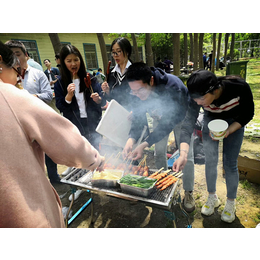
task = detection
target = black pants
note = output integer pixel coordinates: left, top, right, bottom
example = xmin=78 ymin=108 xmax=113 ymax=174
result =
xmin=45 ymin=154 xmax=60 ymax=183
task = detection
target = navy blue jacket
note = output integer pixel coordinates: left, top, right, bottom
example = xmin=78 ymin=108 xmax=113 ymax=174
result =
xmin=104 ymin=67 xmax=140 ymax=112
xmin=54 ymin=74 xmax=105 ymax=136
xmin=44 ymin=67 xmax=60 ymax=81
xmin=129 ymin=67 xmax=190 ymax=146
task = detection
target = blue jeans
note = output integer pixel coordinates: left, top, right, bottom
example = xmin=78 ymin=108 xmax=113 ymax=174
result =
xmin=202 ymin=117 xmax=244 ymax=199
xmin=153 ymin=120 xmax=195 ymax=192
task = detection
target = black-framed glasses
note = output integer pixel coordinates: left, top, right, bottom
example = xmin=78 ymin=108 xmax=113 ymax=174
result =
xmin=13 ymin=66 xmax=26 ymax=79
xmin=111 ymin=50 xmax=122 ymax=56
xmin=12 ymin=66 xmax=22 ymax=77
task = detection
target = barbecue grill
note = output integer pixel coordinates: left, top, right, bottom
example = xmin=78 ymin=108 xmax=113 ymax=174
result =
xmin=61 ymin=167 xmax=184 ymax=226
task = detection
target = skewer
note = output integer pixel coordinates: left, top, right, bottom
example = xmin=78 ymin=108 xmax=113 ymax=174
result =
xmin=138 ymin=154 xmax=147 ymax=166
xmin=84 ymin=73 xmax=94 ymax=94
xmin=176 ymin=172 xmax=183 ymax=178
xmin=104 ymin=153 xmax=114 ymax=164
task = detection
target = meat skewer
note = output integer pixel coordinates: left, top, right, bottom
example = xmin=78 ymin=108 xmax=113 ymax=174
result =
xmin=84 ymin=73 xmax=93 ymax=93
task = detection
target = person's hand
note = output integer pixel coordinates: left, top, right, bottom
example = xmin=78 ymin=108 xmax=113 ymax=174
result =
xmin=96 ymin=156 xmax=105 ymax=172
xmin=130 ymin=142 xmax=149 ymax=161
xmin=172 ymin=155 xmax=187 ymax=172
xmin=122 ymin=138 xmax=136 ymax=159
xmin=224 ymin=129 xmax=230 ymax=138
xmin=67 ymin=83 xmax=75 ymax=97
xmin=91 ymin=93 xmax=101 ymax=104
xmin=101 ymin=81 xmax=110 ymax=94
xmin=65 ymin=83 xmax=75 ymax=102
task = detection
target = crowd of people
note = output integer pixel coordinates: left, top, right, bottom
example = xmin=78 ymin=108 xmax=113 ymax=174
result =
xmin=0 ymin=36 xmax=254 ymax=227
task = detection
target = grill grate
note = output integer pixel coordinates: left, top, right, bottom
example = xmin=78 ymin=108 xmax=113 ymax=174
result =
xmin=61 ymin=168 xmax=180 ymax=208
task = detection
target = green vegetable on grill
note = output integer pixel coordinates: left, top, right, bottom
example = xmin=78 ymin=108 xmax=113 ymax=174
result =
xmin=119 ymin=174 xmax=156 ymax=189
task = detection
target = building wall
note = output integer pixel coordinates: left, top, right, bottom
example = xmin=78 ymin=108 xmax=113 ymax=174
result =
xmin=0 ymin=33 xmax=145 ymax=72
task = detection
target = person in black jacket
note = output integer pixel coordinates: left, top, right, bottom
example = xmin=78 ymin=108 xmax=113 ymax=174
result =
xmin=101 ymin=37 xmax=139 ymax=112
xmin=43 ymin=59 xmax=60 ymax=88
xmin=54 ymin=45 xmax=105 ymax=200
xmin=122 ymin=62 xmax=196 ymax=212
xmin=173 ymin=69 xmax=254 ymax=223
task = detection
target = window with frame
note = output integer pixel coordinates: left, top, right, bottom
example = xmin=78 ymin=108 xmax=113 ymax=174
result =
xmin=106 ymin=45 xmax=115 ymax=67
xmin=83 ymin=44 xmax=98 ymax=70
xmin=15 ymin=40 xmax=41 ymax=65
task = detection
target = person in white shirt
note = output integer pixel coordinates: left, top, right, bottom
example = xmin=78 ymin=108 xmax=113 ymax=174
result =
xmin=5 ymin=40 xmax=53 ymax=103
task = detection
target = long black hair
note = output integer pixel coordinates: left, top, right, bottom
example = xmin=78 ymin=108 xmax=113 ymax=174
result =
xmin=111 ymin=37 xmax=132 ymax=62
xmin=59 ymin=44 xmax=88 ymax=94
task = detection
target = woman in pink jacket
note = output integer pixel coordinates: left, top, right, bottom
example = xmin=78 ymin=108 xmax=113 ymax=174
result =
xmin=0 ymin=41 xmax=104 ymax=228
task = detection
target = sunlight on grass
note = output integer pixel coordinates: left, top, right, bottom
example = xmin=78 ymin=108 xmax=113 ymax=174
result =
xmin=215 ymin=59 xmax=260 ymax=134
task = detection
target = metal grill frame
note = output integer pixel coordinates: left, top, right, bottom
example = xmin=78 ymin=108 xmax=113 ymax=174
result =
xmin=61 ymin=168 xmax=181 ymax=210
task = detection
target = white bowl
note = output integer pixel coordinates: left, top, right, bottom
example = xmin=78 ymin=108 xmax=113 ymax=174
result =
xmin=208 ymin=119 xmax=228 ymax=140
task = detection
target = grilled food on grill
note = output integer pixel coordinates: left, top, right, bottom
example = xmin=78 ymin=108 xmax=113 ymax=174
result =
xmin=92 ymin=170 xmax=122 ymax=180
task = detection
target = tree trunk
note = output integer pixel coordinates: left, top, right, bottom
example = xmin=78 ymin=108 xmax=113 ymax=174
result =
xmin=193 ymin=33 xmax=199 ymax=70
xmin=145 ymin=33 xmax=154 ymax=66
xmin=97 ymin=33 xmax=109 ymax=73
xmin=131 ymin=33 xmax=139 ymax=62
xmin=172 ymin=33 xmax=180 ymax=76
xmin=211 ymin=33 xmax=216 ymax=72
xmin=189 ymin=33 xmax=193 ymax=62
xmin=184 ymin=33 xmax=188 ymax=67
xmin=216 ymin=33 xmax=222 ymax=71
xmin=230 ymin=33 xmax=235 ymax=61
xmin=48 ymin=33 xmax=62 ymax=54
xmin=199 ymin=33 xmax=204 ymax=69
xmin=224 ymin=33 xmax=230 ymax=64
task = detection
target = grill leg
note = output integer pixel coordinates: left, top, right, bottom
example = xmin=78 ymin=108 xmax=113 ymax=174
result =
xmin=90 ymin=193 xmax=94 ymax=224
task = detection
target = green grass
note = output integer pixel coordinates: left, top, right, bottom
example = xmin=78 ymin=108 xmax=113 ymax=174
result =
xmin=215 ymin=58 xmax=260 ymax=125
xmin=239 ymin=179 xmax=252 ymax=190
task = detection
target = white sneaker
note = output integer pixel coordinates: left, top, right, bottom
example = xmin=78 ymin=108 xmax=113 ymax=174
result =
xmin=69 ymin=190 xmax=83 ymax=201
xmin=201 ymin=195 xmax=220 ymax=216
xmin=183 ymin=191 xmax=195 ymax=213
xmin=221 ymin=200 xmax=236 ymax=223
xmin=62 ymin=167 xmax=73 ymax=176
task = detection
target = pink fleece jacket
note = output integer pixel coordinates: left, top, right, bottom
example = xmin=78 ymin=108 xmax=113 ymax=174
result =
xmin=0 ymin=82 xmax=101 ymax=228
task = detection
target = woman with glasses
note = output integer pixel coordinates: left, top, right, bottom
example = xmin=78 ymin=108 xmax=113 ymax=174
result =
xmin=0 ymin=41 xmax=104 ymax=227
xmin=101 ymin=37 xmax=138 ymax=111
xmin=173 ymin=69 xmax=254 ymax=223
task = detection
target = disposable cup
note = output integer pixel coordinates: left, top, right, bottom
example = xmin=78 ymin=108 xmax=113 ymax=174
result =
xmin=208 ymin=119 xmax=228 ymax=140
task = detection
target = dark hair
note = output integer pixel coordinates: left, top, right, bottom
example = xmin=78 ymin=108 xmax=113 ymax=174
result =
xmin=111 ymin=37 xmax=132 ymax=61
xmin=5 ymin=40 xmax=27 ymax=55
xmin=187 ymin=69 xmax=242 ymax=98
xmin=0 ymin=41 xmax=19 ymax=68
xmin=98 ymin=68 xmax=102 ymax=72
xmin=59 ymin=44 xmax=87 ymax=94
xmin=55 ymin=54 xmax=60 ymax=59
xmin=187 ymin=69 xmax=219 ymax=97
xmin=126 ymin=62 xmax=152 ymax=85
xmin=44 ymin=59 xmax=51 ymax=63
